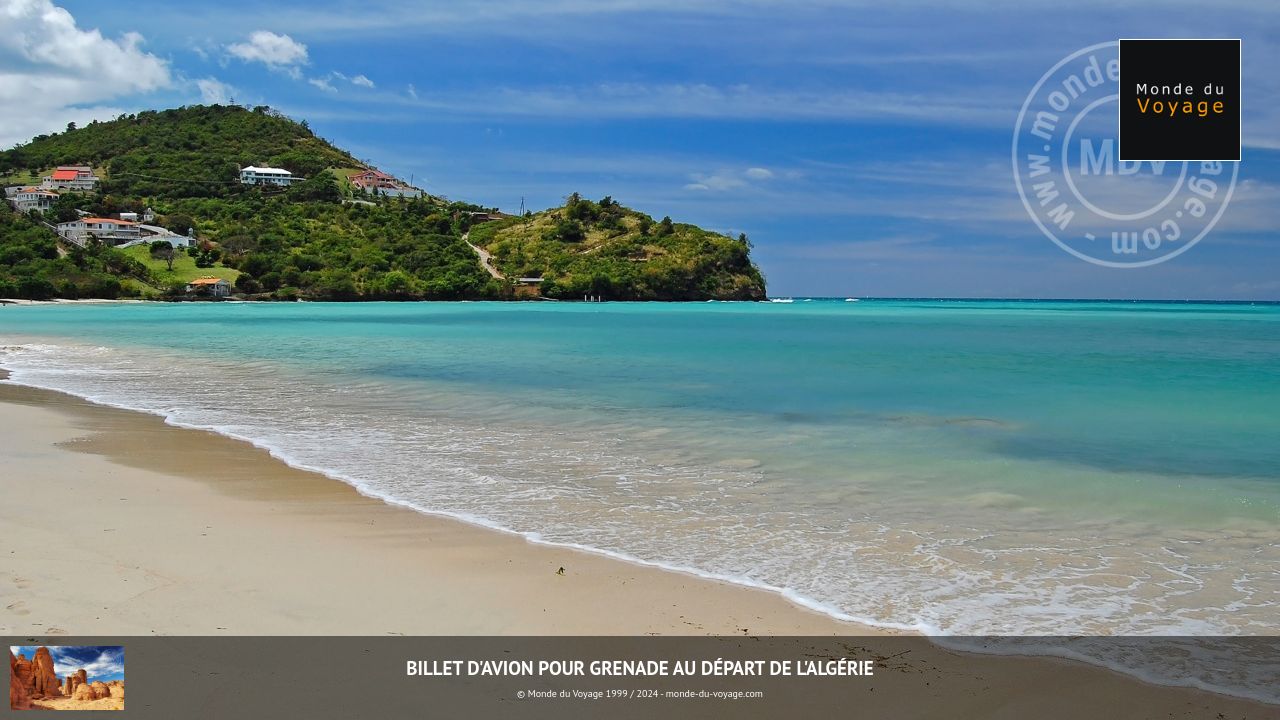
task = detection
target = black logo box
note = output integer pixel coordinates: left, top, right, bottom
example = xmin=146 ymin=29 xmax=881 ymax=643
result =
xmin=1119 ymin=39 xmax=1241 ymax=162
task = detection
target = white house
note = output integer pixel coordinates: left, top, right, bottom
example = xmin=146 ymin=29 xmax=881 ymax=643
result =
xmin=8 ymin=187 xmax=58 ymax=214
xmin=115 ymin=225 xmax=193 ymax=249
xmin=239 ymin=166 xmax=301 ymax=186
xmin=185 ymin=277 xmax=232 ymax=297
xmin=56 ymin=217 xmax=142 ymax=245
xmin=41 ymin=165 xmax=98 ymax=191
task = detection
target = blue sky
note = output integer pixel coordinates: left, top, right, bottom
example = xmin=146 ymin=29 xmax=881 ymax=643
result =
xmin=3 ymin=0 xmax=1278 ymax=298
xmin=11 ymin=646 xmax=125 ymax=683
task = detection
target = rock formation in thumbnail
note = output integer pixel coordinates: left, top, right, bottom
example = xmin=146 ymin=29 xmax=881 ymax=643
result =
xmin=30 ymin=646 xmax=63 ymax=698
xmin=11 ymin=652 xmax=33 ymax=693
xmin=68 ymin=667 xmax=87 ymax=695
xmin=9 ymin=651 xmax=31 ymax=710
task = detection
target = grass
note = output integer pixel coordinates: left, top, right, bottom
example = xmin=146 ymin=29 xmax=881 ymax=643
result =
xmin=327 ymin=167 xmax=366 ymax=197
xmin=0 ymin=170 xmax=42 ymax=187
xmin=121 ymin=245 xmax=241 ymax=287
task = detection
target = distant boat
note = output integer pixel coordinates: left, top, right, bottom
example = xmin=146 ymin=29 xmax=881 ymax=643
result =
xmin=769 ymin=298 xmax=794 ymax=304
xmin=845 ymin=298 xmax=860 ymax=302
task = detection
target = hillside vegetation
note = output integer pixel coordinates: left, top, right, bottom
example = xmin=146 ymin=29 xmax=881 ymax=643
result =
xmin=471 ymin=194 xmax=764 ymax=300
xmin=0 ymin=105 xmax=359 ymax=199
xmin=0 ymin=204 xmax=140 ymax=299
xmin=0 ymin=104 xmax=766 ymax=301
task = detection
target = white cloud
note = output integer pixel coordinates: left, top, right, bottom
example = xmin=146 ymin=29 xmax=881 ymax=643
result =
xmin=352 ymin=81 xmax=1012 ymax=126
xmin=685 ymin=166 xmax=776 ymax=192
xmin=306 ymin=71 xmax=376 ymax=93
xmin=226 ymin=30 xmax=308 ymax=69
xmin=308 ymin=76 xmax=337 ymax=93
xmin=49 ymin=648 xmax=124 ymax=683
xmin=196 ymin=77 xmax=235 ymax=104
xmin=407 ymin=83 xmax=418 ymax=99
xmin=0 ymin=0 xmax=171 ymax=146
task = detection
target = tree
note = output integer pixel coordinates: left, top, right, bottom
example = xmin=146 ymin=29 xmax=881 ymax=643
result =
xmin=657 ymin=216 xmax=674 ymax=236
xmin=545 ymin=219 xmax=585 ymax=243
xmin=49 ymin=194 xmax=80 ymax=223
xmin=17 ymin=277 xmax=57 ymax=300
xmin=149 ymin=240 xmax=176 ymax=271
xmin=286 ymin=173 xmax=341 ymax=203
xmin=163 ymin=214 xmax=196 ymax=236
xmin=234 ymin=273 xmax=260 ymax=294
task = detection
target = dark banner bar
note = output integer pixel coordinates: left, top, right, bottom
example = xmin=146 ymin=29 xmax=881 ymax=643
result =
xmin=7 ymin=636 xmax=1280 ymax=718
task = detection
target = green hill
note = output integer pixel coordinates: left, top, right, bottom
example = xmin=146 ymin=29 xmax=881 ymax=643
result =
xmin=0 ymin=104 xmax=766 ymax=301
xmin=0 ymin=104 xmax=360 ymax=199
xmin=470 ymin=194 xmax=765 ymax=300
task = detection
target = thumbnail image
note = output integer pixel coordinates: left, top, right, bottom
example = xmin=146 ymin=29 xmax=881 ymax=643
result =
xmin=9 ymin=646 xmax=124 ymax=711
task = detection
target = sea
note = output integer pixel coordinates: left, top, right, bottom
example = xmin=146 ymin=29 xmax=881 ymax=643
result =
xmin=2 ymin=299 xmax=1277 ymax=699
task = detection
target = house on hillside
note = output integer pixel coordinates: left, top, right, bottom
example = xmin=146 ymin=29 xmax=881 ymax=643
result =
xmin=239 ymin=166 xmax=302 ymax=186
xmin=349 ymin=168 xmax=424 ymax=198
xmin=350 ymin=169 xmax=395 ymax=190
xmin=514 ymin=277 xmax=544 ymax=299
xmin=41 ymin=165 xmax=98 ymax=191
xmin=463 ymin=210 xmax=511 ymax=223
xmin=115 ymin=222 xmax=194 ymax=249
xmin=7 ymin=187 xmax=59 ymax=213
xmin=185 ymin=277 xmax=232 ymax=297
xmin=56 ymin=217 xmax=142 ymax=245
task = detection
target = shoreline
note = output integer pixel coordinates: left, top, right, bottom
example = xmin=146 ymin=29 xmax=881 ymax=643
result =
xmin=2 ymin=371 xmax=1278 ymax=715
xmin=1 ymin=298 xmax=152 ymax=305
xmin=0 ymin=371 xmax=870 ymax=636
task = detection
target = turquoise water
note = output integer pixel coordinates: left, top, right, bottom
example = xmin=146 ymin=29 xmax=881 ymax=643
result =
xmin=1 ymin=300 xmax=1278 ymax=645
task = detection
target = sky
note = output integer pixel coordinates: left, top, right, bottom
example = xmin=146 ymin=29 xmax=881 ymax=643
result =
xmin=1 ymin=0 xmax=1278 ymax=299
xmin=11 ymin=646 xmax=125 ymax=683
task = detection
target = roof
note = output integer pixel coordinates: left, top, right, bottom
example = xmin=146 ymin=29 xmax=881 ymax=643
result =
xmin=80 ymin=217 xmax=137 ymax=225
xmin=50 ymin=169 xmax=79 ymax=181
xmin=241 ymin=166 xmax=292 ymax=175
xmin=188 ymin=277 xmax=230 ymax=286
xmin=57 ymin=165 xmax=91 ymax=171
